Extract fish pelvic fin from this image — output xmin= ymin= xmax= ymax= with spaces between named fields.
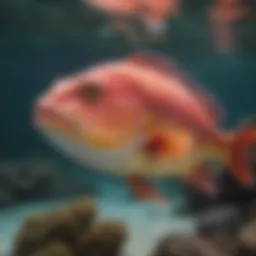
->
xmin=126 ymin=176 xmax=168 ymax=206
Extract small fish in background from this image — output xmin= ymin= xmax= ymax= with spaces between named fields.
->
xmin=82 ymin=0 xmax=181 ymax=43
xmin=33 ymin=51 xmax=256 ymax=205
xmin=209 ymin=0 xmax=248 ymax=54
xmin=137 ymin=0 xmax=181 ymax=41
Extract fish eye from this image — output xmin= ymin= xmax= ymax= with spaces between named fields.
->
xmin=79 ymin=82 xmax=102 ymax=103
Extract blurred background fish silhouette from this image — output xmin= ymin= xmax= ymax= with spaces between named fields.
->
xmin=82 ymin=0 xmax=181 ymax=44
xmin=209 ymin=0 xmax=248 ymax=54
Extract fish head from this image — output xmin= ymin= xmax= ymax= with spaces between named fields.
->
xmin=33 ymin=63 xmax=148 ymax=172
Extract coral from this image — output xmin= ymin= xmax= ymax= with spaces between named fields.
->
xmin=42 ymin=208 xmax=77 ymax=245
xmin=33 ymin=241 xmax=74 ymax=256
xmin=77 ymin=220 xmax=127 ymax=256
xmin=13 ymin=213 xmax=50 ymax=256
xmin=68 ymin=197 xmax=98 ymax=234
xmin=13 ymin=197 xmax=127 ymax=256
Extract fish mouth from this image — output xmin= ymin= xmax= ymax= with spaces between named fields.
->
xmin=34 ymin=103 xmax=82 ymax=142
xmin=34 ymin=103 xmax=139 ymax=149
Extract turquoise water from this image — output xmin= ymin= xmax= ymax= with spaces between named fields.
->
xmin=0 ymin=1 xmax=255 ymax=255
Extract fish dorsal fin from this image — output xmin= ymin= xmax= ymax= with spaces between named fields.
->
xmin=126 ymin=51 xmax=173 ymax=76
xmin=126 ymin=51 xmax=224 ymax=123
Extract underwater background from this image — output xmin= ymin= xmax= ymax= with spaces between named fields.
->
xmin=0 ymin=0 xmax=255 ymax=255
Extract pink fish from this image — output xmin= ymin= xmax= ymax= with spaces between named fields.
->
xmin=209 ymin=0 xmax=248 ymax=54
xmin=83 ymin=0 xmax=180 ymax=42
xmin=33 ymin=52 xmax=256 ymax=205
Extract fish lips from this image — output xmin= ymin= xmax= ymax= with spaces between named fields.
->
xmin=34 ymin=103 xmax=81 ymax=139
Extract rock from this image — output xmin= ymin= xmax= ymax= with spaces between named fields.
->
xmin=237 ymin=218 xmax=256 ymax=252
xmin=0 ymin=162 xmax=16 ymax=208
xmin=232 ymin=246 xmax=256 ymax=256
xmin=0 ymin=157 xmax=96 ymax=207
xmin=196 ymin=205 xmax=244 ymax=237
xmin=242 ymin=200 xmax=256 ymax=221
xmin=205 ymin=235 xmax=237 ymax=256
xmin=152 ymin=234 xmax=227 ymax=256
xmin=185 ymin=166 xmax=256 ymax=214
xmin=0 ymin=184 xmax=14 ymax=209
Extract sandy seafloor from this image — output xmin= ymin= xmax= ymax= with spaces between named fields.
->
xmin=0 ymin=199 xmax=195 ymax=256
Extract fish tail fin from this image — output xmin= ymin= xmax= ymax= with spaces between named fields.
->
xmin=227 ymin=120 xmax=256 ymax=187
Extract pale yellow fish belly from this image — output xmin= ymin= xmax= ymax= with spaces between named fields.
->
xmin=112 ymin=140 xmax=230 ymax=178
xmin=38 ymin=121 xmax=140 ymax=149
xmin=38 ymin=113 xmax=230 ymax=179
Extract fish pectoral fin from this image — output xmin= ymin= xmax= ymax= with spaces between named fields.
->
xmin=126 ymin=176 xmax=167 ymax=205
xmin=143 ymin=128 xmax=194 ymax=161
xmin=181 ymin=164 xmax=219 ymax=197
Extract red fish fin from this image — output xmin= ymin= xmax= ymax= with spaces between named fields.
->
xmin=126 ymin=176 xmax=167 ymax=205
xmin=182 ymin=164 xmax=219 ymax=196
xmin=228 ymin=123 xmax=256 ymax=187
xmin=126 ymin=51 xmax=224 ymax=123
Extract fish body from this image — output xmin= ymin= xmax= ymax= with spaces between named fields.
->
xmin=34 ymin=52 xmax=256 ymax=203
